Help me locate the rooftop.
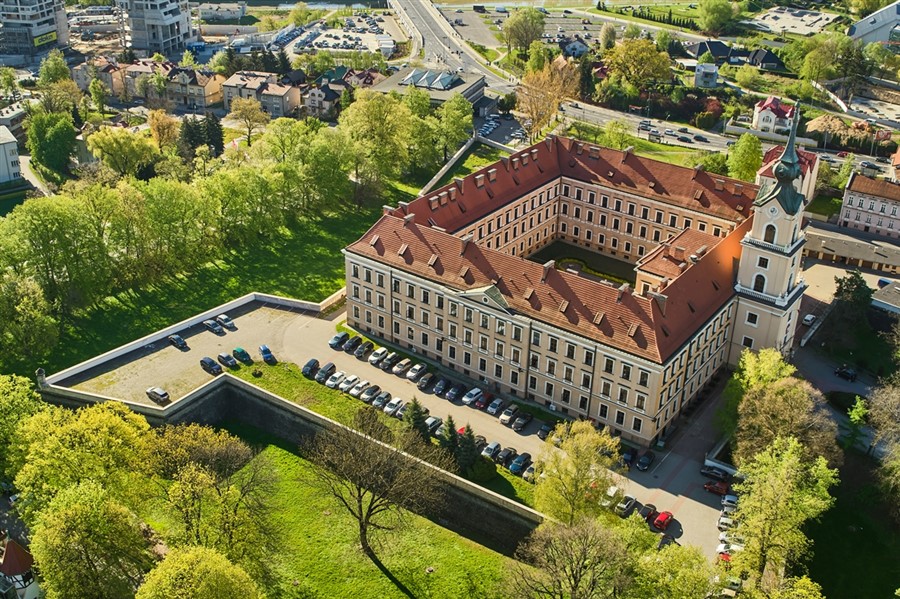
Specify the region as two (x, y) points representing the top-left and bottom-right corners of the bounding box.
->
(371, 67), (485, 103)
(847, 171), (900, 200)
(758, 145), (818, 178)
(0, 125), (15, 145)
(636, 228), (722, 279)
(755, 96), (795, 119)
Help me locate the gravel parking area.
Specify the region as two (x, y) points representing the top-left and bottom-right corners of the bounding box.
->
(442, 8), (503, 50)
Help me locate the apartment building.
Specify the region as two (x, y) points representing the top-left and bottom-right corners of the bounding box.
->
(116, 0), (195, 56)
(164, 67), (223, 110)
(344, 125), (808, 447)
(72, 57), (126, 97)
(223, 71), (302, 117)
(0, 0), (69, 57)
(841, 172), (900, 238)
(0, 126), (21, 184)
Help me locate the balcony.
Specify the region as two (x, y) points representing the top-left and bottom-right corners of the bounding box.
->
(734, 279), (806, 308)
(741, 233), (805, 256)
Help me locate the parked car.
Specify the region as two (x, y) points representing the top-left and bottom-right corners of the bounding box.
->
(615, 494), (636, 517)
(349, 380), (370, 398)
(719, 531), (745, 545)
(537, 423), (554, 440)
(259, 345), (276, 364)
(508, 452), (532, 476)
(342, 335), (362, 353)
(167, 334), (188, 349)
(217, 352), (238, 368)
(473, 435), (488, 452)
(677, 127), (689, 133)
(372, 391), (392, 409)
(354, 341), (374, 359)
(717, 516), (736, 531)
(716, 542), (744, 555)
(360, 385), (381, 403)
(203, 319), (224, 334)
(325, 371), (346, 388)
(486, 397), (506, 415)
(600, 485), (621, 509)
(395, 402), (410, 420)
(653, 511), (674, 530)
(302, 358), (320, 377)
(447, 383), (467, 401)
(433, 377), (451, 395)
(837, 151), (849, 157)
(636, 451), (655, 472)
(380, 352), (401, 371)
(499, 405), (520, 425)
(392, 358), (412, 376)
(705, 481), (730, 495)
(802, 313), (816, 326)
(417, 372), (436, 391)
(406, 363), (427, 381)
(384, 397), (404, 416)
(721, 504), (738, 517)
(200, 356), (223, 375)
(146, 387), (169, 402)
(834, 365), (857, 381)
(216, 314), (236, 330)
(369, 347), (388, 365)
(462, 387), (484, 406)
(621, 448), (637, 469)
(329, 331), (349, 349)
(495, 446), (517, 467)
(664, 129), (675, 136)
(338, 374), (360, 393)
(726, 140), (736, 148)
(424, 416), (443, 435)
(876, 156), (890, 164)
(722, 494), (739, 508)
(523, 464), (536, 482)
(481, 441), (501, 460)
(860, 160), (880, 169)
(700, 466), (730, 482)
(639, 503), (658, 524)
(512, 412), (533, 432)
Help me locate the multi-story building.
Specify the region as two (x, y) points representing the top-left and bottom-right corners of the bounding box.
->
(694, 63), (718, 89)
(756, 145), (819, 204)
(0, 102), (29, 141)
(223, 70), (302, 117)
(752, 96), (795, 133)
(343, 119), (808, 447)
(0, 126), (21, 184)
(72, 56), (126, 97)
(198, 1), (245, 21)
(840, 172), (900, 238)
(116, 0), (195, 57)
(164, 67), (224, 110)
(0, 0), (68, 58)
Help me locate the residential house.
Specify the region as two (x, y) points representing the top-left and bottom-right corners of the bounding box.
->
(0, 126), (21, 185)
(747, 48), (785, 70)
(0, 102), (29, 142)
(0, 538), (39, 599)
(165, 67), (224, 110)
(198, 1), (246, 21)
(558, 36), (590, 58)
(223, 70), (273, 108)
(72, 56), (125, 97)
(683, 39), (731, 62)
(281, 68), (307, 87)
(756, 145), (819, 204)
(345, 68), (386, 88)
(223, 70), (302, 117)
(840, 172), (900, 238)
(123, 59), (175, 99)
(752, 96), (796, 133)
(304, 79), (348, 119)
(371, 67), (486, 108)
(848, 0), (900, 45)
(694, 63), (718, 88)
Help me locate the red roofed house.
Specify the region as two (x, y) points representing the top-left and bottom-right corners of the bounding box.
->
(0, 538), (39, 599)
(756, 145), (820, 205)
(343, 112), (808, 447)
(752, 96), (796, 134)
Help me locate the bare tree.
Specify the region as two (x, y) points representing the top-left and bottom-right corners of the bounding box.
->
(517, 59), (577, 143)
(305, 407), (453, 559)
(868, 379), (900, 520)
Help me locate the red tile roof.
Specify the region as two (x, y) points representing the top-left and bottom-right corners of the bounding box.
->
(846, 171), (900, 201)
(346, 215), (749, 363)
(892, 146), (900, 168)
(389, 137), (757, 233)
(636, 228), (723, 279)
(0, 540), (33, 577)
(755, 96), (795, 120)
(758, 146), (818, 178)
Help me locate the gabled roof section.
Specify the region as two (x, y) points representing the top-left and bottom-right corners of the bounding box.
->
(458, 285), (511, 311)
(847, 171), (900, 200)
(637, 228), (721, 279)
(758, 145), (818, 179)
(755, 96), (795, 119)
(400, 68), (461, 90)
(0, 540), (34, 576)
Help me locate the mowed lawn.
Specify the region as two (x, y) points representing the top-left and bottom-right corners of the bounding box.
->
(14, 203), (387, 378)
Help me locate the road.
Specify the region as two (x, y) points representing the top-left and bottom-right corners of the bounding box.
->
(18, 155), (49, 196)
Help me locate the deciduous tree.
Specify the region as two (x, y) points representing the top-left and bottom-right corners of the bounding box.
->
(136, 546), (261, 599)
(605, 39), (671, 88)
(87, 126), (158, 177)
(517, 61), (577, 142)
(727, 132), (762, 181)
(0, 374), (43, 479)
(89, 77), (109, 115)
(436, 92), (473, 161)
(338, 90), (412, 188)
(38, 49), (70, 86)
(148, 109), (179, 150)
(698, 0), (735, 35)
(868, 379), (900, 519)
(26, 111), (76, 172)
(833, 270), (873, 324)
(504, 7), (545, 53)
(227, 97), (270, 147)
(631, 544), (717, 598)
(0, 66), (20, 101)
(604, 119), (631, 150)
(41, 78), (82, 114)
(719, 348), (796, 436)
(0, 273), (59, 361)
(599, 22), (617, 51)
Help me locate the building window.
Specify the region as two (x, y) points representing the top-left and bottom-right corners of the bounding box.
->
(566, 343), (576, 359)
(529, 376), (537, 390)
(549, 337), (558, 353)
(615, 410), (625, 426)
(532, 330), (541, 345)
(511, 371), (519, 385)
(632, 417), (642, 433)
(496, 320), (506, 335)
(479, 358), (486, 372)
(546, 359), (557, 376)
(621, 364), (631, 380)
(604, 358), (614, 374)
(352, 264), (359, 278)
(764, 224), (776, 244)
(638, 370), (649, 387)
(464, 351), (472, 365)
(545, 381), (554, 396)
(496, 341), (505, 358)
(480, 313), (489, 329)
(635, 395), (646, 411)
(563, 365), (574, 383)
(746, 312), (759, 326)
(599, 404), (608, 419)
(464, 308), (473, 323)
(511, 347), (521, 364)
(449, 302), (458, 317)
(421, 289), (430, 304)
(377, 273), (384, 288)
(512, 325), (522, 341)
(407, 327), (414, 340)
(479, 334), (489, 351)
(561, 389), (571, 403)
(449, 323), (457, 338)
(449, 346), (456, 359)
(421, 332), (429, 346)
(742, 336), (754, 349)
(407, 284), (415, 298)
(753, 274), (766, 293)
(352, 305), (360, 319)
(618, 388), (628, 404)
(579, 396), (589, 410)
(495, 364), (503, 378)
(581, 372), (592, 388)
(464, 329), (473, 345)
(758, 256), (769, 269)
(530, 353), (540, 368)
(584, 351), (594, 366)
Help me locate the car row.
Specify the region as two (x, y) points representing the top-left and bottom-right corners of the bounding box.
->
(699, 465), (743, 561)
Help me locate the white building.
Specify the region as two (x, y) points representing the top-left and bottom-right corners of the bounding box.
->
(752, 96), (795, 134)
(0, 538), (39, 599)
(848, 1), (900, 45)
(756, 145), (819, 205)
(0, 126), (20, 185)
(116, 0), (195, 56)
(198, 2), (246, 21)
(0, 0), (69, 57)
(694, 63), (718, 89)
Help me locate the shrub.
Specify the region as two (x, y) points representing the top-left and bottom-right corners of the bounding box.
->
(467, 457), (497, 483)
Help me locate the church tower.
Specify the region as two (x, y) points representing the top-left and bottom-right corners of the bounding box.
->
(731, 105), (807, 362)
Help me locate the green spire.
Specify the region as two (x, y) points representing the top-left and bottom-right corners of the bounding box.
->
(754, 101), (805, 216)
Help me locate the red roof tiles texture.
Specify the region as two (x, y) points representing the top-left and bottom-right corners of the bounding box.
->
(755, 97), (795, 120)
(0, 540), (33, 577)
(847, 171), (900, 201)
(758, 145), (818, 179)
(637, 228), (723, 279)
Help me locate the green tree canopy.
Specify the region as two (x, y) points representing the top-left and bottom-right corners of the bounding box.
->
(727, 132), (762, 181)
(698, 0), (735, 35)
(87, 126), (158, 177)
(719, 347), (796, 435)
(136, 546), (261, 599)
(0, 374), (43, 479)
(226, 97), (270, 147)
(505, 7), (546, 53)
(605, 38), (671, 88)
(26, 111), (76, 173)
(38, 49), (71, 86)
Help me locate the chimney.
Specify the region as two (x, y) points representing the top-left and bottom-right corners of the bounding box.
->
(460, 233), (474, 255)
(541, 260), (554, 282)
(692, 164), (704, 179)
(672, 246), (685, 261)
(403, 213), (415, 227)
(617, 283), (631, 302)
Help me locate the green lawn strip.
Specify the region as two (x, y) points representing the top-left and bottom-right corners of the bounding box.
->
(805, 451), (900, 599)
(481, 467), (536, 507)
(806, 195), (843, 218)
(587, 7), (698, 33)
(435, 144), (509, 189)
(566, 123), (701, 167)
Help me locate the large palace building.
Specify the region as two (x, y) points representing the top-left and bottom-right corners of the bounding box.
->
(343, 118), (808, 447)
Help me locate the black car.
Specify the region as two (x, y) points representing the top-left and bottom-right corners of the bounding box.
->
(167, 334), (187, 349)
(380, 352), (401, 371)
(314, 362), (336, 383)
(537, 423), (554, 440)
(511, 412), (533, 432)
(446, 383), (466, 401)
(417, 372), (436, 391)
(677, 135), (692, 143)
(508, 452), (532, 476)
(354, 341), (374, 359)
(636, 451), (656, 472)
(621, 448), (637, 469)
(495, 447), (518, 467)
(360, 385), (381, 403)
(343, 335), (362, 353)
(329, 332), (349, 349)
(217, 352), (238, 368)
(473, 435), (488, 452)
(203, 319), (224, 335)
(693, 134), (708, 142)
(200, 356), (223, 375)
(301, 358), (320, 378)
(876, 156), (890, 164)
(433, 377), (451, 396)
(700, 466), (730, 482)
(834, 365), (857, 382)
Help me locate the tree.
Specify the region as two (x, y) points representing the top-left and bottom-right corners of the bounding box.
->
(698, 0), (734, 35)
(0, 272), (59, 361)
(698, 51), (716, 64)
(604, 119), (631, 150)
(732, 437), (838, 593)
(0, 375), (43, 479)
(727, 133), (762, 181)
(276, 48), (291, 75)
(436, 93), (473, 161)
(599, 23), (617, 51)
(844, 396), (868, 450)
(517, 61), (577, 143)
(148, 109), (179, 150)
(0, 66), (20, 101)
(632, 544), (717, 598)
(734, 377), (841, 467)
(719, 348), (796, 436)
(735, 64), (762, 90)
(41, 78), (82, 114)
(38, 48), (70, 86)
(770, 576), (827, 599)
(851, 0), (891, 19)
(227, 97), (270, 147)
(178, 116), (206, 159)
(87, 126), (158, 177)
(89, 77), (109, 115)
(306, 407), (452, 559)
(836, 38), (874, 99)
(26, 111), (76, 172)
(868, 380), (900, 519)
(439, 414), (460, 457)
(338, 90), (412, 188)
(833, 270), (873, 324)
(203, 112), (224, 156)
(498, 92), (517, 113)
(30, 481), (154, 599)
(505, 7), (545, 53)
(455, 425), (480, 474)
(340, 85), (355, 110)
(136, 546), (261, 599)
(534, 420), (621, 525)
(624, 23), (641, 40)
(692, 151), (728, 175)
(527, 40), (549, 73)
(179, 49), (197, 67)
(404, 397), (431, 442)
(605, 39), (672, 88)
(655, 29), (672, 53)
(510, 519), (632, 599)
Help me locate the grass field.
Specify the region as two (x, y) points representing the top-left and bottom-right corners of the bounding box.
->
(144, 424), (512, 599)
(806, 195), (843, 219)
(566, 122), (702, 167)
(435, 144), (508, 189)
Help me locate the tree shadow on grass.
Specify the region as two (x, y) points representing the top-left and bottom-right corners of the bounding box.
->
(368, 552), (418, 599)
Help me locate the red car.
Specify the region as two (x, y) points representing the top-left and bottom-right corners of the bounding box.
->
(837, 151), (849, 158)
(704, 481), (730, 495)
(653, 511), (674, 530)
